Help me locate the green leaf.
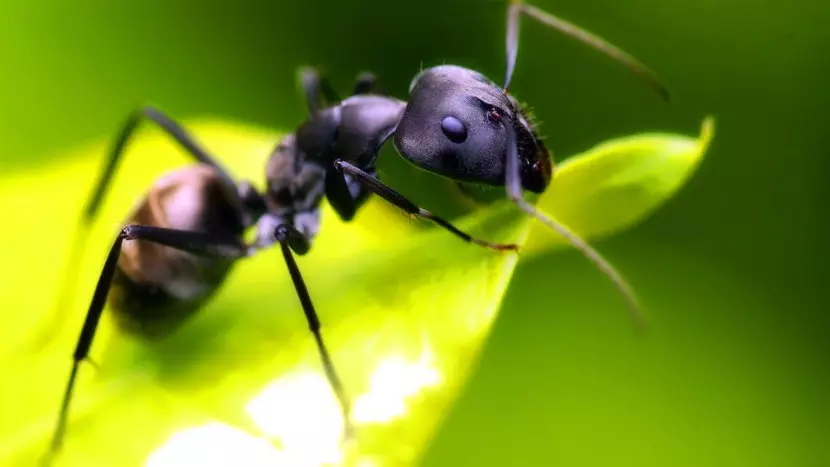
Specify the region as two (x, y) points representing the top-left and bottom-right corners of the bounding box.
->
(524, 116), (714, 254)
(0, 118), (709, 466)
(0, 120), (530, 467)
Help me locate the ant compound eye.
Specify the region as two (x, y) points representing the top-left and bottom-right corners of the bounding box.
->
(440, 116), (468, 143)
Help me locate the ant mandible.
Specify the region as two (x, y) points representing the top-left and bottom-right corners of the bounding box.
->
(47, 0), (668, 461)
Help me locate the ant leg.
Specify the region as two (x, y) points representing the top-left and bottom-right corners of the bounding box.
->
(332, 159), (518, 251)
(273, 223), (352, 438)
(298, 67), (341, 113)
(86, 105), (238, 221)
(46, 225), (246, 463)
(324, 163), (375, 222)
(503, 125), (646, 328)
(351, 72), (380, 96)
(43, 106), (241, 350)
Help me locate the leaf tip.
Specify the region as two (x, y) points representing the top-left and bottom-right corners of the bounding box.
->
(671, 114), (716, 180)
(699, 115), (716, 153)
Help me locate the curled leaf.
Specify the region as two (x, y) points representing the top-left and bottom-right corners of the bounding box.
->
(525, 116), (714, 254)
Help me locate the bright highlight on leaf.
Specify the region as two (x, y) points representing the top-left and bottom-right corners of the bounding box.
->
(352, 349), (442, 424)
(0, 117), (711, 466)
(146, 422), (287, 467)
(246, 370), (344, 465)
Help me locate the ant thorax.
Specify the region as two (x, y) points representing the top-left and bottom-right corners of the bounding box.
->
(255, 133), (326, 248)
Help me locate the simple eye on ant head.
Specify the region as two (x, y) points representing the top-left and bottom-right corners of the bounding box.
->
(440, 116), (467, 143)
(46, 1), (669, 462)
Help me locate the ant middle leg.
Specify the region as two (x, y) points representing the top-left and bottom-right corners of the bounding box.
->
(331, 159), (519, 252)
(271, 223), (353, 439)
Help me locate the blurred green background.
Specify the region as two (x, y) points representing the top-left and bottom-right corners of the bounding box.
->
(0, 0), (826, 465)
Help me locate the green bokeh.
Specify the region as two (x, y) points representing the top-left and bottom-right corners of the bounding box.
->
(0, 0), (826, 465)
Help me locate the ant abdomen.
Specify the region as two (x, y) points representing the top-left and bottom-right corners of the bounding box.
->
(108, 165), (244, 338)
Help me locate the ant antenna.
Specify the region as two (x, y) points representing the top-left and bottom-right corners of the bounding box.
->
(504, 0), (670, 102)
(528, 203), (647, 330)
(505, 124), (648, 331)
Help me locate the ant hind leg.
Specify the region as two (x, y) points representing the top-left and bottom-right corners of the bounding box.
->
(45, 225), (246, 464)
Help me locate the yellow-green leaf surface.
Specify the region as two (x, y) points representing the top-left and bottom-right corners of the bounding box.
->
(526, 116), (714, 254)
(0, 118), (709, 467)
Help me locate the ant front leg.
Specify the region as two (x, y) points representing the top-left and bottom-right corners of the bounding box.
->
(331, 159), (519, 252)
(46, 225), (246, 464)
(324, 162), (375, 222)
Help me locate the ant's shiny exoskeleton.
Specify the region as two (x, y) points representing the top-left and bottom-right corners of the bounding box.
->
(46, 0), (668, 462)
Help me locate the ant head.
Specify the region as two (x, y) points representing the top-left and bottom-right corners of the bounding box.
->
(394, 65), (551, 194)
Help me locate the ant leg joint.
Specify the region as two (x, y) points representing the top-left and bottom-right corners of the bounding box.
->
(274, 224), (290, 242)
(274, 224), (311, 255)
(119, 225), (140, 240)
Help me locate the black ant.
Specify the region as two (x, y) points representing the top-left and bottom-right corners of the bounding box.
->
(46, 0), (668, 462)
